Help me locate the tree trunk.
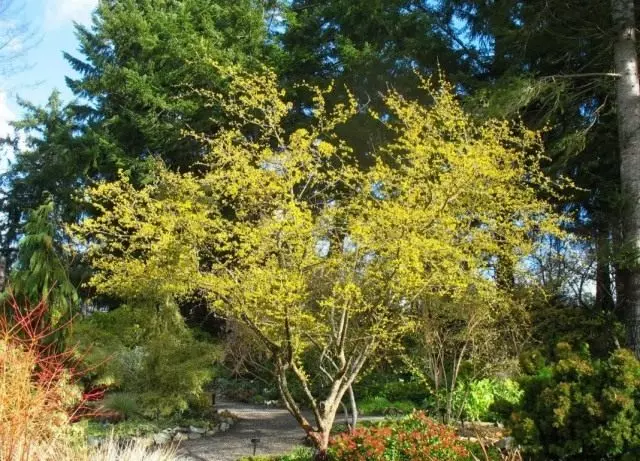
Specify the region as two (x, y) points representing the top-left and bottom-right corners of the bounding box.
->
(612, 0), (640, 356)
(348, 385), (358, 430)
(613, 219), (628, 322)
(595, 220), (615, 311)
(314, 430), (331, 461)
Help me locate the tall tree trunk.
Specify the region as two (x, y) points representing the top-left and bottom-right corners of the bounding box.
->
(613, 218), (628, 322)
(595, 220), (615, 311)
(612, 0), (640, 356)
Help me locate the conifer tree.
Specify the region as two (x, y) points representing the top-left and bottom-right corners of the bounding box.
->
(7, 198), (79, 332)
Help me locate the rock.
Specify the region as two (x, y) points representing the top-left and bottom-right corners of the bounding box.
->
(153, 432), (172, 445)
(219, 422), (230, 432)
(496, 436), (516, 450)
(188, 432), (202, 440)
(132, 437), (153, 448)
(205, 428), (218, 437)
(189, 425), (206, 434)
(173, 432), (189, 443)
(87, 436), (103, 448)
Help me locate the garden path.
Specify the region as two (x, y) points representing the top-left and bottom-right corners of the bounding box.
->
(177, 400), (311, 461)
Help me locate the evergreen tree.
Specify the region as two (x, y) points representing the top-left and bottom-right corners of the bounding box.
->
(447, 0), (621, 311)
(65, 0), (275, 171)
(1, 0), (275, 256)
(0, 91), (99, 267)
(611, 0), (640, 356)
(7, 198), (79, 330)
(278, 0), (474, 161)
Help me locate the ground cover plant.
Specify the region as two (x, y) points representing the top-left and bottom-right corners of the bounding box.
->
(329, 411), (504, 461)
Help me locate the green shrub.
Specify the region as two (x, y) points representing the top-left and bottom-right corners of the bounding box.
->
(279, 447), (315, 461)
(102, 392), (140, 419)
(530, 302), (623, 359)
(355, 374), (428, 405)
(504, 343), (640, 460)
(358, 396), (416, 416)
(215, 374), (274, 403)
(464, 378), (522, 421)
(72, 304), (220, 418)
(378, 380), (428, 404)
(421, 378), (522, 423)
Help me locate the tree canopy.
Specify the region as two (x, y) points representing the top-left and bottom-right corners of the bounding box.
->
(75, 64), (568, 452)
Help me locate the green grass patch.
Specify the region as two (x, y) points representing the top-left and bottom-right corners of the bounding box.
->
(357, 396), (417, 416)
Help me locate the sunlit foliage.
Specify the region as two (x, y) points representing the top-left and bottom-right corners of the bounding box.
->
(75, 63), (567, 451)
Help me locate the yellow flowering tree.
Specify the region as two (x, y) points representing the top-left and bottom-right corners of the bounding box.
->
(75, 64), (565, 454)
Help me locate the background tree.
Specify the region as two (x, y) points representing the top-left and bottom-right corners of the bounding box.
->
(64, 0), (275, 172)
(434, 0), (640, 350)
(1, 92), (96, 268)
(611, 0), (640, 356)
(1, 0), (275, 260)
(278, 0), (474, 163)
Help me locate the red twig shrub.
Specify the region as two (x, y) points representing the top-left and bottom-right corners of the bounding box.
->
(0, 296), (92, 460)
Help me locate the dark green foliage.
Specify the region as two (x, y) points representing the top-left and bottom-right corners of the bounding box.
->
(281, 0), (469, 85)
(357, 396), (415, 416)
(423, 378), (522, 423)
(72, 303), (219, 418)
(278, 0), (472, 169)
(530, 301), (624, 359)
(503, 343), (640, 460)
(448, 0), (623, 315)
(66, 0), (274, 172)
(0, 92), (99, 265)
(356, 373), (427, 405)
(2, 0), (275, 256)
(215, 373), (279, 404)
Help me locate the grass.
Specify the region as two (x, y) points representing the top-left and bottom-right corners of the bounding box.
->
(87, 436), (178, 461)
(237, 447), (316, 461)
(357, 396), (417, 416)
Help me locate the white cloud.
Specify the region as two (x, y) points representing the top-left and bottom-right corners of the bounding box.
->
(45, 0), (98, 29)
(0, 91), (16, 173)
(0, 91), (15, 139)
(0, 19), (24, 54)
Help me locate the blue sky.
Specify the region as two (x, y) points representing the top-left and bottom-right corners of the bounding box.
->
(0, 0), (98, 138)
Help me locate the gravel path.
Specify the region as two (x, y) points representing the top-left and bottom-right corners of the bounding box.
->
(178, 401), (311, 461)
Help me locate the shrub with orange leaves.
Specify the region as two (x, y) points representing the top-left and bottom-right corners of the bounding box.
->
(330, 411), (472, 461)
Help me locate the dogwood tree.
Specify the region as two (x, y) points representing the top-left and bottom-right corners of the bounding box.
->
(75, 64), (566, 455)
